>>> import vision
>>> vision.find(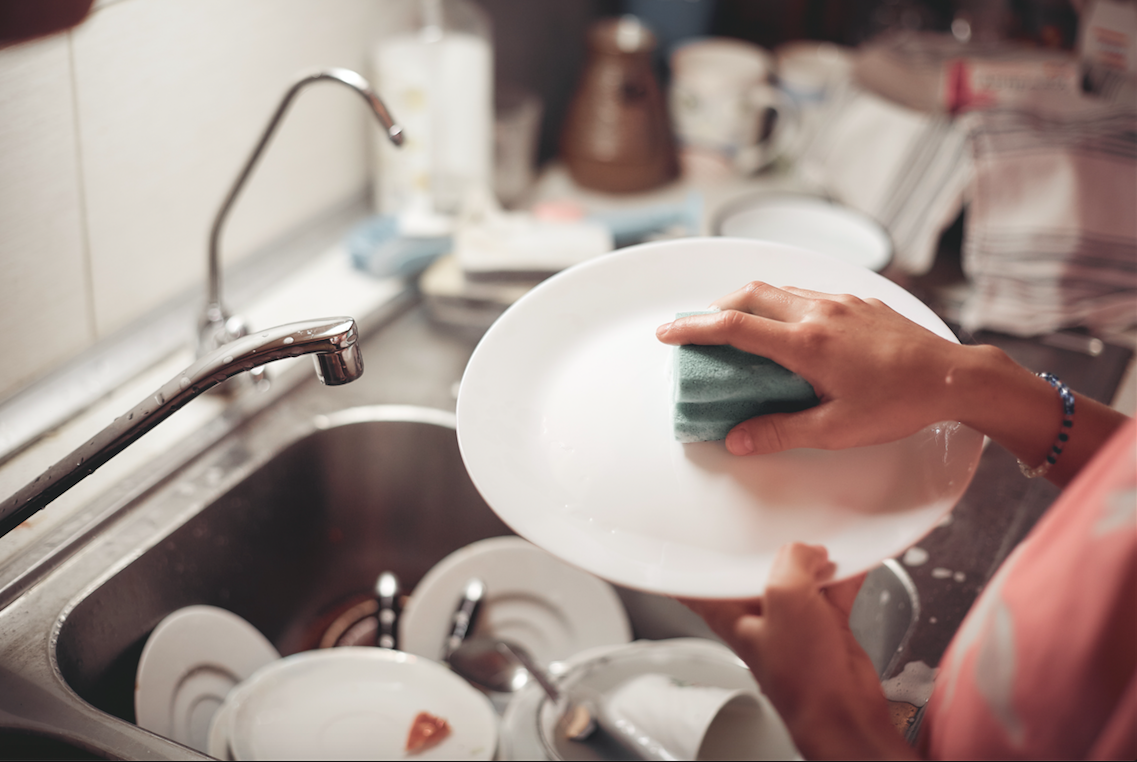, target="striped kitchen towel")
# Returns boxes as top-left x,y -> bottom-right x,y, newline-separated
958,92 -> 1137,337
